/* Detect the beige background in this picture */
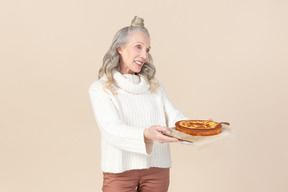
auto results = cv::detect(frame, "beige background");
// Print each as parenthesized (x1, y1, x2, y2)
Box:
(1, 0, 287, 191)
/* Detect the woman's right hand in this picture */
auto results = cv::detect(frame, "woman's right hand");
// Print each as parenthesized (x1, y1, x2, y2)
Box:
(144, 125, 179, 143)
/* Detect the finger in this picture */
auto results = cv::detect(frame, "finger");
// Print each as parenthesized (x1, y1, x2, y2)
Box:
(156, 134, 179, 143)
(166, 137, 179, 142)
(156, 126, 171, 135)
(162, 136, 179, 143)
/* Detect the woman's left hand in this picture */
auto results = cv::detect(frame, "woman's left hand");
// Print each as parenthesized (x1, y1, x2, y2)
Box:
(144, 125, 179, 144)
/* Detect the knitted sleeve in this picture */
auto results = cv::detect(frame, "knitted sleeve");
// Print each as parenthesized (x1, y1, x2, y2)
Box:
(89, 81, 149, 156)
(158, 83, 190, 127)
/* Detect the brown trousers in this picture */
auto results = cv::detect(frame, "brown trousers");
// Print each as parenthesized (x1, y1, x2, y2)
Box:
(102, 167, 170, 192)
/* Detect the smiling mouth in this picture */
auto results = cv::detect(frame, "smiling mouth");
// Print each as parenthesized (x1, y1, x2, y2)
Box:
(134, 60, 144, 66)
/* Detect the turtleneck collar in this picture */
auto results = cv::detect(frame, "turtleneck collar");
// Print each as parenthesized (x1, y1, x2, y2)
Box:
(113, 71, 150, 94)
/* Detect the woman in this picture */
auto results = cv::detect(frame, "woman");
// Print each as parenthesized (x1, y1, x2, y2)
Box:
(89, 16, 188, 192)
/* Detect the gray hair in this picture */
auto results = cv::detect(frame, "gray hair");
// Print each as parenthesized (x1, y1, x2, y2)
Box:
(98, 16, 159, 94)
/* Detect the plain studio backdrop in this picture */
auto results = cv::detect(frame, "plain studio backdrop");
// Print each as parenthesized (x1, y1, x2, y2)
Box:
(1, 0, 287, 192)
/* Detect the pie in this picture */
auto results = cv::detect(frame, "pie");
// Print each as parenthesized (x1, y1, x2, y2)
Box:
(175, 120, 222, 136)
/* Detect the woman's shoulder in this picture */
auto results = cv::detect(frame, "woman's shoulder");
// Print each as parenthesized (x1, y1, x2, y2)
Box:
(153, 78, 164, 90)
(88, 77, 110, 95)
(153, 78, 168, 97)
(89, 77, 105, 89)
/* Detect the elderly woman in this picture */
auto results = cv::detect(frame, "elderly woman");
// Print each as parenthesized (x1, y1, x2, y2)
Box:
(89, 16, 188, 192)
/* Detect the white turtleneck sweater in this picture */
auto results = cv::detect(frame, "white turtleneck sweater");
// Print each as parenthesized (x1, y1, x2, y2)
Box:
(89, 71, 188, 173)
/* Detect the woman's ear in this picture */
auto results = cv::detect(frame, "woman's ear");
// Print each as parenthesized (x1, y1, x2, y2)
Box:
(116, 47, 122, 54)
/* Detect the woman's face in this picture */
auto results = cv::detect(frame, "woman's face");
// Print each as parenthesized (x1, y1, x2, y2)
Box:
(117, 31, 151, 74)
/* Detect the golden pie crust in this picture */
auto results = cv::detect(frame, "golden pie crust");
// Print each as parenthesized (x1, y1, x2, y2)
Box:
(175, 120, 222, 136)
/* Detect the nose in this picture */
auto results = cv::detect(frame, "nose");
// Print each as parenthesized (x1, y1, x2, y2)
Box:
(140, 49, 148, 61)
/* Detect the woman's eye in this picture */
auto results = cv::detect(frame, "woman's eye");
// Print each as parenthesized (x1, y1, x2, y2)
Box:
(136, 45, 142, 49)
(146, 48, 150, 53)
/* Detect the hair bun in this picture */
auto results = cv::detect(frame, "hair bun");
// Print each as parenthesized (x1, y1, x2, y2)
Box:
(131, 16, 145, 27)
